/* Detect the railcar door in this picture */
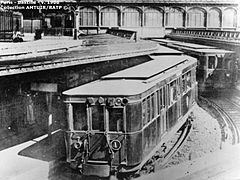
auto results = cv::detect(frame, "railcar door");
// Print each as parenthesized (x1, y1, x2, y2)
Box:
(107, 107, 125, 165)
(88, 104, 110, 162)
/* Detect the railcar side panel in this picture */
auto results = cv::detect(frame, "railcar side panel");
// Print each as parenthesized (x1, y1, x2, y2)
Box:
(143, 120, 157, 157)
(126, 103, 142, 132)
(167, 103, 178, 129)
(156, 117, 161, 142)
(126, 132, 142, 166)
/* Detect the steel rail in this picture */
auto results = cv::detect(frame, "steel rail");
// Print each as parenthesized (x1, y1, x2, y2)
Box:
(199, 96, 240, 145)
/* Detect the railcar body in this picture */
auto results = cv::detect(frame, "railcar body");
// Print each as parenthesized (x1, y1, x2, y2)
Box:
(0, 9, 23, 42)
(63, 55, 197, 177)
(151, 39, 237, 92)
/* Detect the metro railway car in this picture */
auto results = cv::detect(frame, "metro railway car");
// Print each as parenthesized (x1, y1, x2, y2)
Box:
(0, 9, 23, 42)
(151, 39, 237, 92)
(63, 55, 197, 177)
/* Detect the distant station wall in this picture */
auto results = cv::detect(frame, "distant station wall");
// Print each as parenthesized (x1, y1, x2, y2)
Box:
(76, 0, 239, 38)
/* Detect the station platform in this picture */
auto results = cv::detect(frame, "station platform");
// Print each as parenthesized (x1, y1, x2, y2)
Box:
(0, 34, 84, 60)
(0, 33, 158, 76)
(137, 144, 240, 180)
(0, 130, 66, 180)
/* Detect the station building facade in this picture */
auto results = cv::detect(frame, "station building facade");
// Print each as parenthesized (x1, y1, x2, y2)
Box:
(75, 0, 239, 37)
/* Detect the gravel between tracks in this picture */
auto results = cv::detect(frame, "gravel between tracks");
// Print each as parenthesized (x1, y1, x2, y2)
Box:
(161, 104, 228, 169)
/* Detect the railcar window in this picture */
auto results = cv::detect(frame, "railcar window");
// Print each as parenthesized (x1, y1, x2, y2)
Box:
(182, 75, 186, 92)
(187, 72, 192, 89)
(163, 87, 166, 107)
(156, 90, 160, 115)
(208, 56, 216, 69)
(147, 97, 151, 123)
(151, 93, 156, 119)
(108, 108, 124, 132)
(142, 99, 147, 125)
(193, 70, 196, 82)
(177, 78, 181, 96)
(92, 105, 104, 131)
(160, 88, 164, 110)
(169, 81, 177, 105)
(72, 103, 88, 131)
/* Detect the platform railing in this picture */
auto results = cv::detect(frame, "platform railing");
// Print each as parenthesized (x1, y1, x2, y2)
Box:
(167, 28, 240, 42)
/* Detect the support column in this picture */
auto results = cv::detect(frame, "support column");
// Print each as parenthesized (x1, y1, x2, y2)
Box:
(68, 103, 74, 130)
(120, 6, 123, 27)
(184, 6, 188, 29)
(205, 8, 208, 29)
(62, 14, 65, 35)
(204, 56, 209, 82)
(74, 8, 80, 39)
(184, 13, 187, 28)
(75, 8, 80, 30)
(163, 7, 167, 27)
(141, 6, 144, 27)
(46, 92, 53, 143)
(98, 7, 101, 34)
(220, 7, 223, 30)
(205, 14, 208, 29)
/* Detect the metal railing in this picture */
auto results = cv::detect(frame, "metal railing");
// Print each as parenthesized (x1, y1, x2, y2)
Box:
(167, 28, 240, 42)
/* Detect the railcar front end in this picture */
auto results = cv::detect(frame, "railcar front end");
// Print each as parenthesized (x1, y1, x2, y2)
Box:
(64, 95, 131, 177)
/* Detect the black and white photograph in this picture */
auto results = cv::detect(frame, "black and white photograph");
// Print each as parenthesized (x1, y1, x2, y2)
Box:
(0, 0, 240, 179)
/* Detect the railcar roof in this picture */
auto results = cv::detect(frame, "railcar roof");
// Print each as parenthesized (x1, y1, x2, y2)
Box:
(172, 42, 216, 49)
(102, 55, 188, 80)
(152, 39, 216, 49)
(191, 48, 234, 54)
(63, 79, 147, 96)
(63, 55, 196, 96)
(152, 39, 182, 44)
(153, 44, 182, 54)
(152, 39, 234, 54)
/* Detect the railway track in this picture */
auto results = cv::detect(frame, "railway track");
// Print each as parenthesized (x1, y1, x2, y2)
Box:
(117, 118, 193, 180)
(199, 95, 240, 145)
